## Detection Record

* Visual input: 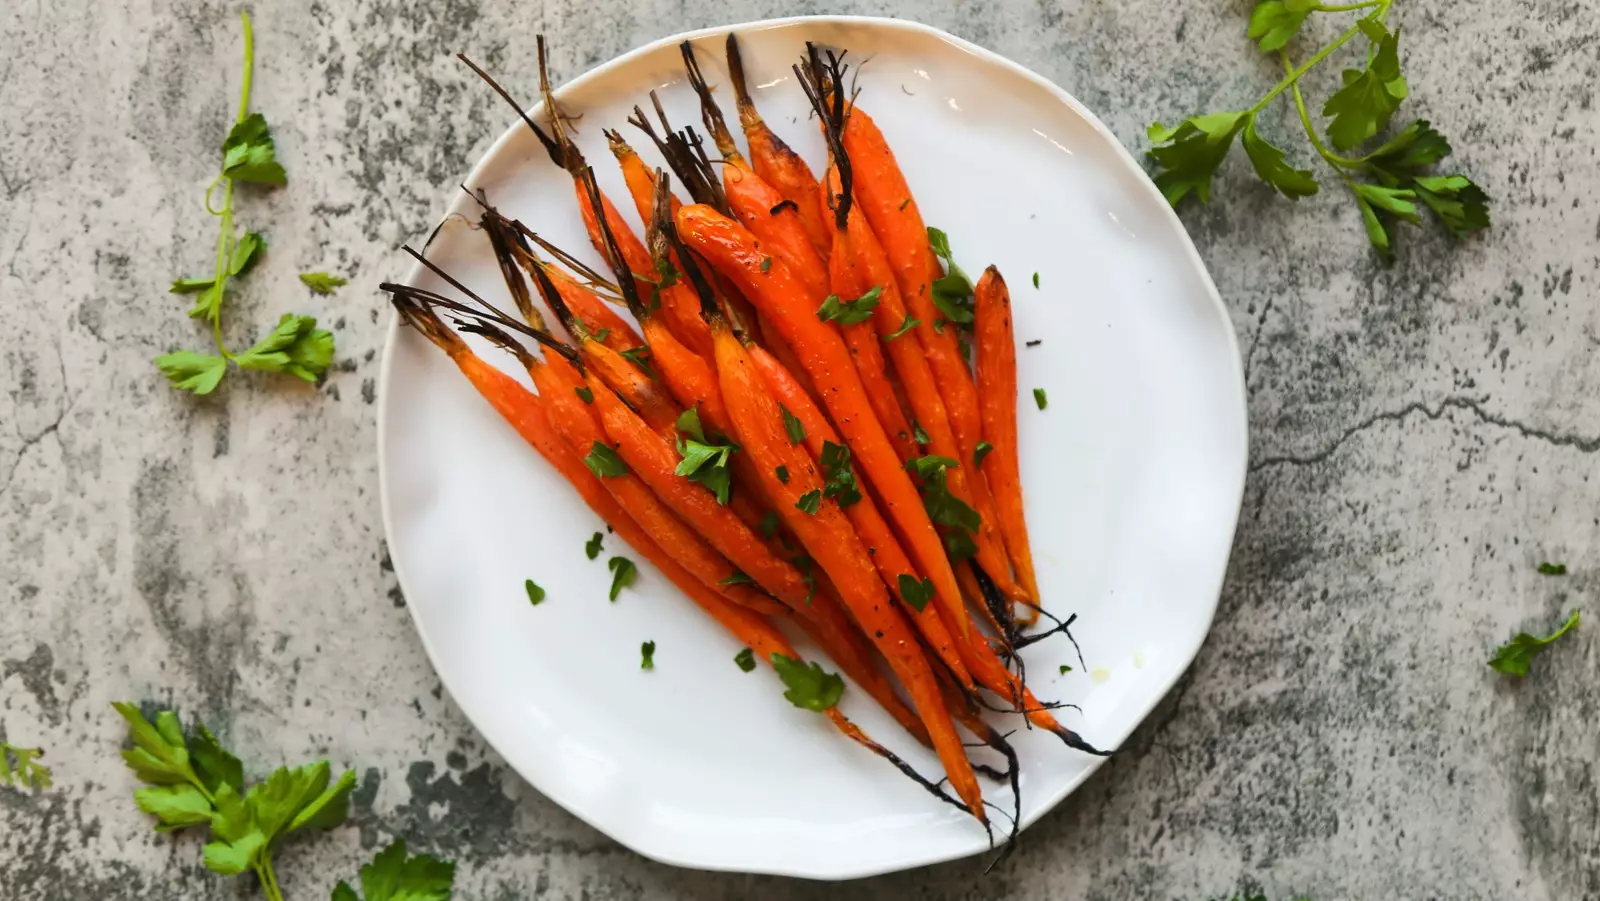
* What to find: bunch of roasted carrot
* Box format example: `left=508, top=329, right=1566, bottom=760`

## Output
left=384, top=35, right=1103, bottom=836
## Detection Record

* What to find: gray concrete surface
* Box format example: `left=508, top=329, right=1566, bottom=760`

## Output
left=3, top=0, right=1597, bottom=898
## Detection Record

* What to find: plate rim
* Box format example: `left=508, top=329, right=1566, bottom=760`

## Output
left=376, top=13, right=1247, bottom=879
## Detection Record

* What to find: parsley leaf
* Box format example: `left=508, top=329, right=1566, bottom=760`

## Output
left=1322, top=20, right=1409, bottom=151
left=1247, top=0, right=1315, bottom=52
left=575, top=386, right=594, bottom=403
left=331, top=839, right=455, bottom=901
left=906, top=455, right=982, bottom=552
left=0, top=743, right=52, bottom=791
left=734, top=647, right=757, bottom=672
left=619, top=346, right=657, bottom=379
left=585, top=532, right=604, bottom=560
left=1242, top=117, right=1318, bottom=199
left=1537, top=562, right=1567, bottom=576
left=719, top=569, right=756, bottom=586
left=883, top=312, right=920, bottom=341
left=760, top=256, right=773, bottom=273
left=780, top=405, right=806, bottom=445
left=775, top=464, right=790, bottom=483
left=1032, top=272, right=1040, bottom=289
left=607, top=557, right=637, bottom=601
left=525, top=579, right=545, bottom=605
left=1352, top=183, right=1420, bottom=259
left=795, top=490, right=822, bottom=515
left=816, top=286, right=882, bottom=325
left=675, top=407, right=739, bottom=505
left=640, top=640, right=657, bottom=670
left=221, top=112, right=287, bottom=184
left=233, top=314, right=336, bottom=383
left=1410, top=175, right=1491, bottom=237
left=913, top=422, right=931, bottom=446
left=154, top=351, right=229, bottom=395
left=298, top=272, right=347, bottom=295
left=757, top=511, right=781, bottom=538
left=1146, top=111, right=1250, bottom=206
left=973, top=441, right=995, bottom=467
left=926, top=227, right=975, bottom=325
left=583, top=442, right=630, bottom=478
left=1059, top=664, right=1073, bottom=675
left=897, top=574, right=936, bottom=612
left=1488, top=610, right=1580, bottom=677
left=1033, top=388, right=1049, bottom=410
left=819, top=441, right=862, bottom=507
left=770, top=654, right=845, bottom=711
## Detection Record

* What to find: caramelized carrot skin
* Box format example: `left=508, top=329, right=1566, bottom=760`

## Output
left=711, top=322, right=985, bottom=822
left=747, top=124, right=832, bottom=263
left=581, top=339, right=680, bottom=438
left=748, top=344, right=974, bottom=688
left=975, top=267, right=1041, bottom=621
left=676, top=203, right=969, bottom=641
left=542, top=265, right=642, bottom=354
left=723, top=162, right=829, bottom=299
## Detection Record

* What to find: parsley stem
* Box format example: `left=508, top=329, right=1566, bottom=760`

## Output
left=1311, top=0, right=1380, bottom=11
left=205, top=11, right=257, bottom=360
left=237, top=12, right=255, bottom=125
left=1247, top=0, right=1392, bottom=115
left=1281, top=50, right=1365, bottom=170
left=256, top=859, right=285, bottom=901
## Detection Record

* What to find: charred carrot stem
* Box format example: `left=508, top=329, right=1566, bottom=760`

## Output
left=726, top=33, right=832, bottom=261
left=680, top=42, right=830, bottom=298
left=710, top=313, right=986, bottom=823
left=975, top=267, right=1042, bottom=625
left=747, top=343, right=975, bottom=689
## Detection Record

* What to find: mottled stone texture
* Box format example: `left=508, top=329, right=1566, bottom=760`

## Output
left=1, top=0, right=1596, bottom=897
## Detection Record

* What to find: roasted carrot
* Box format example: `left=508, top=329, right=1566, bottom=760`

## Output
left=726, top=33, right=832, bottom=261
left=680, top=42, right=829, bottom=298
left=677, top=202, right=972, bottom=643
left=747, top=342, right=974, bottom=688
left=822, top=163, right=920, bottom=463
left=974, top=267, right=1042, bottom=625
left=710, top=310, right=985, bottom=822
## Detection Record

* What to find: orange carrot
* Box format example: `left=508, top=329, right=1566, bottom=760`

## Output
left=711, top=312, right=985, bottom=821
left=747, top=343, right=974, bottom=688
left=677, top=203, right=971, bottom=642
left=680, top=43, right=830, bottom=298
left=726, top=33, right=832, bottom=261
left=975, top=267, right=1042, bottom=624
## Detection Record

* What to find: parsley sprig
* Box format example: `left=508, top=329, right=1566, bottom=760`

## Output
left=0, top=741, right=51, bottom=791
left=1149, top=0, right=1489, bottom=258
left=154, top=12, right=334, bottom=394
left=1489, top=610, right=1580, bottom=677
left=113, top=702, right=356, bottom=901
left=675, top=407, right=739, bottom=505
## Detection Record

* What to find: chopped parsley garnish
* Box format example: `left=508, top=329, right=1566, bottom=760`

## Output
left=883, top=312, right=920, bottom=341
left=640, top=640, right=656, bottom=670
left=780, top=405, right=806, bottom=445
left=619, top=346, right=657, bottom=378
left=770, top=654, right=844, bottom=711
left=607, top=557, right=637, bottom=602
left=583, top=442, right=629, bottom=478
left=1032, top=272, right=1040, bottom=289
left=760, top=257, right=772, bottom=273
left=1059, top=664, right=1073, bottom=675
left=1033, top=388, right=1049, bottom=410
left=585, top=532, right=604, bottom=560
left=816, top=286, right=882, bottom=325
left=775, top=464, right=790, bottom=484
left=525, top=579, right=545, bottom=606
left=718, top=569, right=756, bottom=586
left=734, top=647, right=757, bottom=672
left=1538, top=562, right=1567, bottom=576
left=674, top=407, right=739, bottom=505
left=819, top=441, right=862, bottom=507
left=905, top=455, right=981, bottom=556
left=973, top=441, right=995, bottom=467
left=897, top=574, right=936, bottom=612
left=926, top=227, right=975, bottom=325
left=912, top=422, right=931, bottom=446
left=574, top=386, right=594, bottom=403
left=795, top=490, right=822, bottom=515
left=757, top=511, right=781, bottom=538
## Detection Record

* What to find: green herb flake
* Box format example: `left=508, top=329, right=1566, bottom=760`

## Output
left=585, top=532, right=604, bottom=560
left=640, top=640, right=656, bottom=670
left=1489, top=610, right=1581, bottom=677
left=583, top=442, right=630, bottom=478
left=1033, top=388, right=1049, bottom=410
left=1059, top=664, right=1073, bottom=675
left=883, top=312, right=921, bottom=342
left=816, top=286, right=883, bottom=326
left=913, top=422, right=931, bottom=446
left=897, top=574, right=936, bottom=612
left=298, top=272, right=347, bottom=295
left=760, top=256, right=773, bottom=273
left=1537, top=562, right=1567, bottom=576
left=795, top=490, right=822, bottom=515
left=674, top=406, right=739, bottom=505
left=525, top=579, right=545, bottom=606
left=775, top=464, right=790, bottom=484
left=770, top=654, right=844, bottom=711
left=757, top=511, right=781, bottom=538
left=607, top=557, right=638, bottom=602
left=1032, top=272, right=1040, bottom=289
left=718, top=569, right=756, bottom=587
left=780, top=405, right=806, bottom=445
left=734, top=647, right=757, bottom=672
left=819, top=440, right=863, bottom=507
left=575, top=386, right=594, bottom=404
left=973, top=440, right=995, bottom=468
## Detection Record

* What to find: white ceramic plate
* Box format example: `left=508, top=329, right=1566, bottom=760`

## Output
left=378, top=16, right=1246, bottom=879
